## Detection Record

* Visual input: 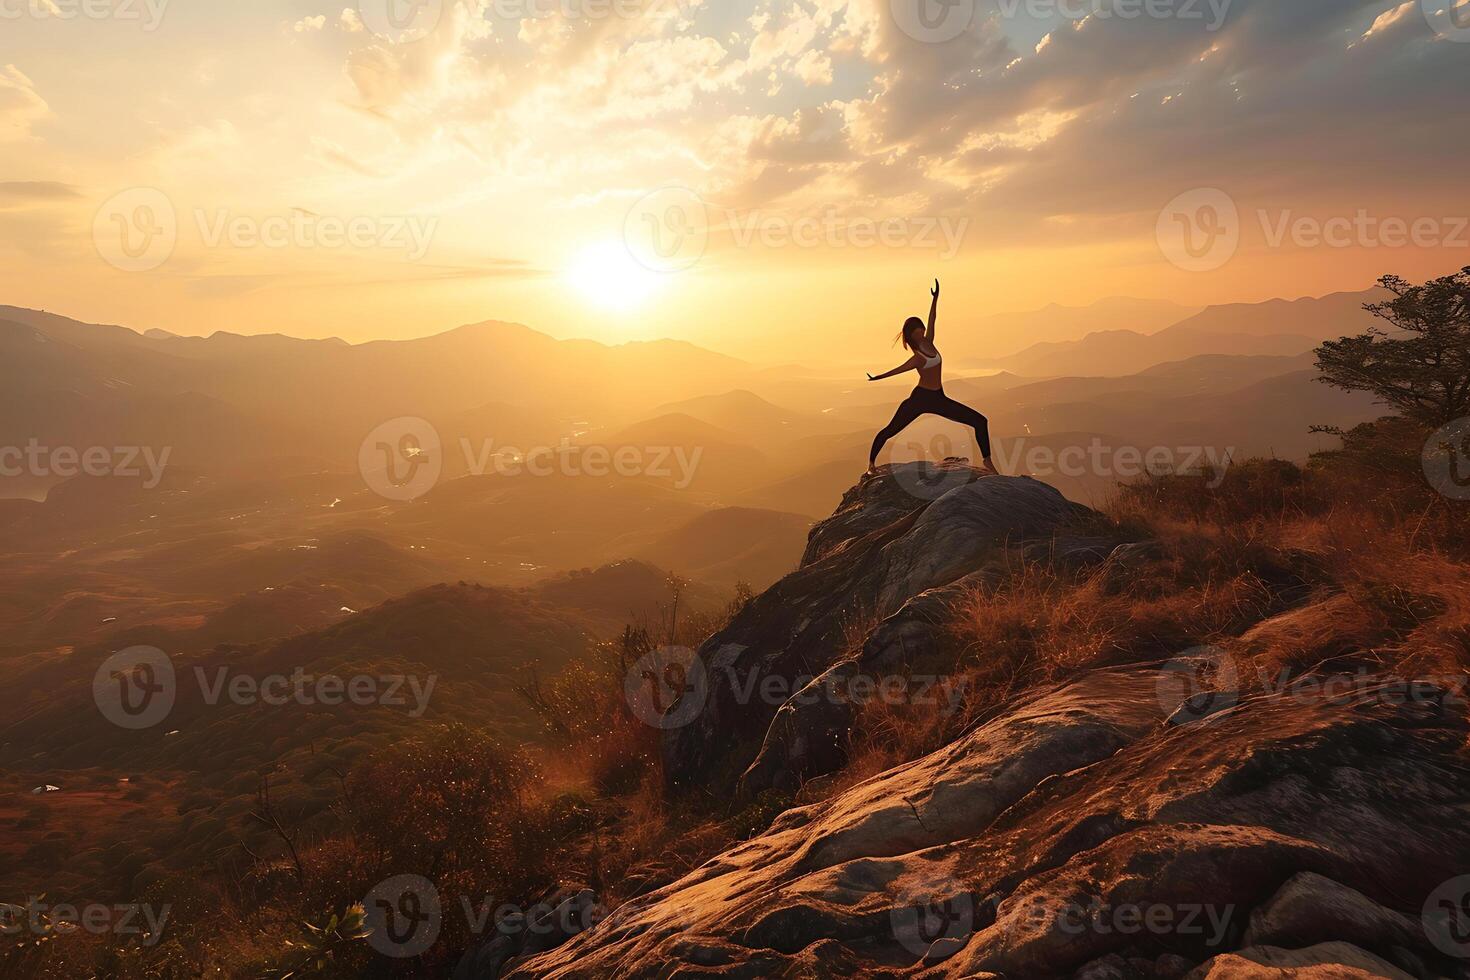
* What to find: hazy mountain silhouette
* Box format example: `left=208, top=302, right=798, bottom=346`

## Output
left=650, top=389, right=864, bottom=445
left=983, top=288, right=1385, bottom=377
left=989, top=326, right=1318, bottom=377
left=946, top=296, right=1202, bottom=362
left=0, top=309, right=758, bottom=492
left=633, top=507, right=812, bottom=588
left=1163, top=287, right=1387, bottom=339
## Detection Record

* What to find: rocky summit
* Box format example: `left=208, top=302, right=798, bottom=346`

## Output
left=456, top=462, right=1470, bottom=980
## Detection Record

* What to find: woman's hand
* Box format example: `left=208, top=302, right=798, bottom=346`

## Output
left=926, top=279, right=940, bottom=340
left=866, top=372, right=877, bottom=381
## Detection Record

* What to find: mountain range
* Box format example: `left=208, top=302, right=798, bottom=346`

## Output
left=979, top=288, right=1385, bottom=377
left=0, top=287, right=1390, bottom=660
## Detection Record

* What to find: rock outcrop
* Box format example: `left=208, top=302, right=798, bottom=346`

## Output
left=507, top=671, right=1470, bottom=978
left=664, top=461, right=1093, bottom=793
left=1183, top=941, right=1416, bottom=979
left=475, top=466, right=1470, bottom=980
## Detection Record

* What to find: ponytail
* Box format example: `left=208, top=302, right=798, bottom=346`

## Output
left=896, top=316, right=925, bottom=350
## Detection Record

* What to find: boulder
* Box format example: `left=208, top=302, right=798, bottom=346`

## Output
left=858, top=568, right=997, bottom=673
left=800, top=459, right=980, bottom=567
left=1074, top=953, right=1130, bottom=979
left=1021, top=535, right=1118, bottom=572
left=1241, top=872, right=1426, bottom=958
left=869, top=473, right=1088, bottom=616
left=1183, top=941, right=1414, bottom=979
left=738, top=659, right=862, bottom=797
left=664, top=463, right=1090, bottom=792
left=739, top=569, right=990, bottom=797
left=1154, top=953, right=1196, bottom=978
left=738, top=525, right=1129, bottom=796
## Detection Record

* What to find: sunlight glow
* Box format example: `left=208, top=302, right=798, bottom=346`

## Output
left=565, top=241, right=663, bottom=313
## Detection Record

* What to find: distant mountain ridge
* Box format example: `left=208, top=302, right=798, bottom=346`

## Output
left=0, top=308, right=756, bottom=491
left=989, top=327, right=1319, bottom=378
left=943, top=297, right=1202, bottom=363
left=984, top=287, right=1385, bottom=377
left=1163, top=288, right=1387, bottom=339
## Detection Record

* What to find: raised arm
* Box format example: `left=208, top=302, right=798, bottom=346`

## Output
left=868, top=354, right=921, bottom=382
left=926, top=278, right=939, bottom=343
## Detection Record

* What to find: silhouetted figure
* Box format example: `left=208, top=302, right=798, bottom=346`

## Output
left=866, top=279, right=997, bottom=476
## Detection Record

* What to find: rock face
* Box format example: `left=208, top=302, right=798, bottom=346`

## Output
left=509, top=671, right=1470, bottom=979
left=664, top=461, right=1092, bottom=793
left=490, top=467, right=1470, bottom=980
left=1183, top=941, right=1416, bottom=979
left=1242, top=872, right=1426, bottom=954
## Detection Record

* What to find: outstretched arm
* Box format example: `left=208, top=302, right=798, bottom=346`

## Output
left=926, top=279, right=939, bottom=343
left=868, top=355, right=921, bottom=382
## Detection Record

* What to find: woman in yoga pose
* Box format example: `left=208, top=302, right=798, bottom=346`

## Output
left=866, top=279, right=997, bottom=476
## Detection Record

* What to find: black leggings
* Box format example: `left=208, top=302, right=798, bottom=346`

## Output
left=869, top=386, right=991, bottom=466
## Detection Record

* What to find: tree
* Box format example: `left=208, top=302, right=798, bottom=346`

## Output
left=1315, top=267, right=1470, bottom=428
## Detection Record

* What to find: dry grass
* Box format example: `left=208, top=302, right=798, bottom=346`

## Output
left=842, top=453, right=1470, bottom=784
left=841, top=537, right=1278, bottom=780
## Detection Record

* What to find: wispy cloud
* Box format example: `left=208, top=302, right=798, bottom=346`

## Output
left=0, top=180, right=82, bottom=206
left=0, top=65, right=50, bottom=141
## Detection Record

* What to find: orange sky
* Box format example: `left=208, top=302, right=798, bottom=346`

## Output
left=2, top=0, right=1467, bottom=361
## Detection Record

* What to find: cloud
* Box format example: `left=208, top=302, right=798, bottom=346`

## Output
left=0, top=65, right=50, bottom=141
left=345, top=0, right=494, bottom=116
left=0, top=180, right=82, bottom=206
left=725, top=0, right=1469, bottom=238
left=314, top=0, right=1466, bottom=259
left=794, top=49, right=833, bottom=85
left=744, top=11, right=820, bottom=72
left=292, top=14, right=327, bottom=32
left=1359, top=0, right=1418, bottom=39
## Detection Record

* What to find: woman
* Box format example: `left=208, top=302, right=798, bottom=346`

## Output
left=866, top=279, right=998, bottom=476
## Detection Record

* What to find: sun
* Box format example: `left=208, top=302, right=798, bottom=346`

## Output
left=564, top=241, right=663, bottom=312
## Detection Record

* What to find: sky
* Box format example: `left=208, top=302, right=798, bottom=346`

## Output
left=1, top=0, right=1468, bottom=360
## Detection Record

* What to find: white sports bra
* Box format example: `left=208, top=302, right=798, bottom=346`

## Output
left=917, top=347, right=942, bottom=369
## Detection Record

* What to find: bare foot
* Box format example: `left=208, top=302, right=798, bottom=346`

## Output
left=980, top=458, right=1000, bottom=476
